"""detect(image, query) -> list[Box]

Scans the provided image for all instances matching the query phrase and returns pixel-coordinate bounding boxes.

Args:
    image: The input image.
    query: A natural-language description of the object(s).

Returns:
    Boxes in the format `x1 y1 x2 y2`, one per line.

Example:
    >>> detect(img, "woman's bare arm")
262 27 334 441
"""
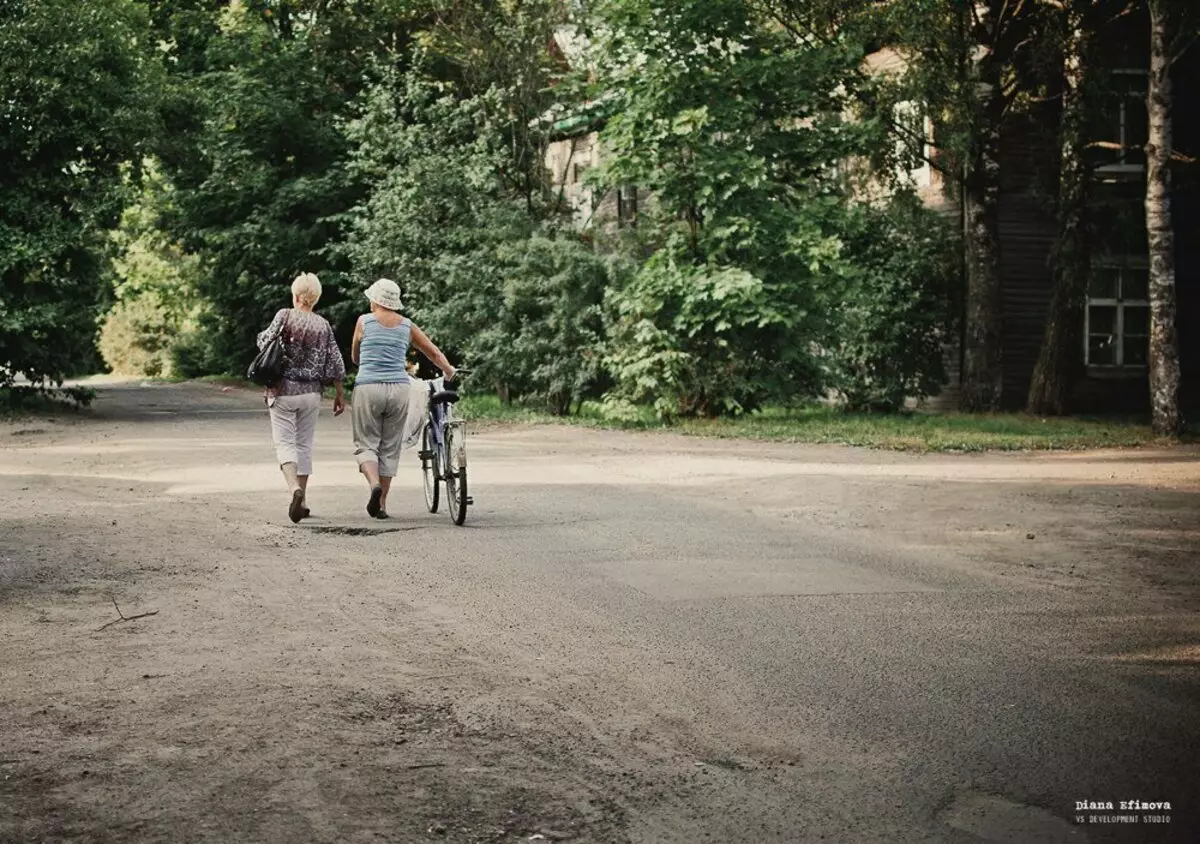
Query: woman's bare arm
409 323 456 380
351 316 364 366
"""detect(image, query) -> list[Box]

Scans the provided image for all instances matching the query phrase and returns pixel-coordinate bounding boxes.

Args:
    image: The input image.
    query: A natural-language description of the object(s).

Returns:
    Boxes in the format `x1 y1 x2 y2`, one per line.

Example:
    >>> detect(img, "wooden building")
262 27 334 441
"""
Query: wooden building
890 9 1200 414
986 14 1199 414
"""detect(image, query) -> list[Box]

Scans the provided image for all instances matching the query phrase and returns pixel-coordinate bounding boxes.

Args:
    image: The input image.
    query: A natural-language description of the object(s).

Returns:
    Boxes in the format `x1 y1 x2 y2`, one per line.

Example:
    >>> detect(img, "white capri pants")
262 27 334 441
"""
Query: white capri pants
268 393 321 475
352 382 411 478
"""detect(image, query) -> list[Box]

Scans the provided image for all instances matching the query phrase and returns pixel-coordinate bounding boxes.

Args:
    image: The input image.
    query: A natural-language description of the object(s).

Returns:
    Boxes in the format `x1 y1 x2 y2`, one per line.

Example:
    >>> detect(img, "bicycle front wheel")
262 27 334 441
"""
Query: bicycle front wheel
421 424 440 513
445 425 468 526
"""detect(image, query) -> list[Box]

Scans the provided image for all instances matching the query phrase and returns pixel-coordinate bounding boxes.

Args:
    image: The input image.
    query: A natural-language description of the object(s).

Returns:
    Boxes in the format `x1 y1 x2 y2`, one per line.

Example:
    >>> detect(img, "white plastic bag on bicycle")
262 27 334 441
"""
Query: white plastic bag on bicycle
403 378 429 452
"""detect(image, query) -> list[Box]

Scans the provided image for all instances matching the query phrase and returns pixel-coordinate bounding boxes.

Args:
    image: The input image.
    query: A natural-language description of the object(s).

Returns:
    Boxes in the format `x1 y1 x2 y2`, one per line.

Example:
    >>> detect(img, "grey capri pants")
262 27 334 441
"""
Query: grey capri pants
351 382 411 478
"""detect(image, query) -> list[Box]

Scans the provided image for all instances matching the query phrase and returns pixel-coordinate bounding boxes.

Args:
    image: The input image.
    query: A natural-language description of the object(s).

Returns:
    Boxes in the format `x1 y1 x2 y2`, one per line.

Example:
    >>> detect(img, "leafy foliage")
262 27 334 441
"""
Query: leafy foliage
491 232 625 414
99 165 203 377
0 0 162 390
3 0 967 421
590 0 951 416
604 248 815 419
99 294 177 378
342 68 615 413
340 70 515 357
150 0 422 373
807 197 956 411
585 0 866 261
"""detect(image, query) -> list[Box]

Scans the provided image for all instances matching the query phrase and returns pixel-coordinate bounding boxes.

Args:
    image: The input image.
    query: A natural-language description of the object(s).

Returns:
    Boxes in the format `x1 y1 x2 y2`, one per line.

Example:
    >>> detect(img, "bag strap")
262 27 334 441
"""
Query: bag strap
279 309 293 346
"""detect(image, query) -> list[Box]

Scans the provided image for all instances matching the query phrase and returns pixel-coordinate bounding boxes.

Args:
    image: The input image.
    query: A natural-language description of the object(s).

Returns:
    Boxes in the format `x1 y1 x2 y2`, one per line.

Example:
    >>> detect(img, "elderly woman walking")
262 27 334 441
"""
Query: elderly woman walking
257 273 347 523
351 278 456 519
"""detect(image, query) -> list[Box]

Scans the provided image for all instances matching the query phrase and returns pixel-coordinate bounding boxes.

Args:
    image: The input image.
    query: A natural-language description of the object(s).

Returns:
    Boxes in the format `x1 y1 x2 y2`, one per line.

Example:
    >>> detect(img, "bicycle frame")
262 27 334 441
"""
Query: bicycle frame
421 375 470 524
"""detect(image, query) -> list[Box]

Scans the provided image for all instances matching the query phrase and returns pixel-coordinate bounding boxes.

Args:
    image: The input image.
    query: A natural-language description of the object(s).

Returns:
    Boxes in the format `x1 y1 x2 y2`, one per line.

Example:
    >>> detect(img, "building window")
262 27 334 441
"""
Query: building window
1086 260 1149 367
893 101 932 188
617 184 638 228
1095 69 1148 172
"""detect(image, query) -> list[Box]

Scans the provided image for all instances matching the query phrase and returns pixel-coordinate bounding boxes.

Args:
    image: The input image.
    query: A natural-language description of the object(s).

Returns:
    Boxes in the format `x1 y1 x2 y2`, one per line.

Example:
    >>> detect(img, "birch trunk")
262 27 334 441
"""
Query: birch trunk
1145 0 1182 435
1028 5 1091 416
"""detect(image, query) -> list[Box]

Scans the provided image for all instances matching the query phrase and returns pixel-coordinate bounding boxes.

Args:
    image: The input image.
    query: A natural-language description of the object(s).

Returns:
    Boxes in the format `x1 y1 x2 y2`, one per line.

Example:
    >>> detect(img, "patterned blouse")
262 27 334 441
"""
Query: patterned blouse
256 308 347 397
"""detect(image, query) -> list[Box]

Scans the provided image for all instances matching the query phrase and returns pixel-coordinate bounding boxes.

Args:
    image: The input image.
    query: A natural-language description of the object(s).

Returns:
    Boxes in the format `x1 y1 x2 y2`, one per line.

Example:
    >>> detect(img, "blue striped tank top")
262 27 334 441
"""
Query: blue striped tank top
355 315 411 385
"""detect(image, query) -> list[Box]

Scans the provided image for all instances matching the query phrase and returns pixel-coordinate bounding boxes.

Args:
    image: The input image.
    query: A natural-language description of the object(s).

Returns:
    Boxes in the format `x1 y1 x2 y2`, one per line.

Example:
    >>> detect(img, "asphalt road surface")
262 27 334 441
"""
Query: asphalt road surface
1 381 1198 843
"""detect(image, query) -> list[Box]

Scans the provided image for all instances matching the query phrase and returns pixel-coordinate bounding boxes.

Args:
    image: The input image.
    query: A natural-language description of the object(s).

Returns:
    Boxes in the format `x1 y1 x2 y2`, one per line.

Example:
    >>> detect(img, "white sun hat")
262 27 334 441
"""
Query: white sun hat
364 278 403 311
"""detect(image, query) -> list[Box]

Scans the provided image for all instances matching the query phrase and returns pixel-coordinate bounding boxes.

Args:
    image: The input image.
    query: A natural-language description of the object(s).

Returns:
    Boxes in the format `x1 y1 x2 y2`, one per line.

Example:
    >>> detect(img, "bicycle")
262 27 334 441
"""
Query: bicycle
419 370 472 526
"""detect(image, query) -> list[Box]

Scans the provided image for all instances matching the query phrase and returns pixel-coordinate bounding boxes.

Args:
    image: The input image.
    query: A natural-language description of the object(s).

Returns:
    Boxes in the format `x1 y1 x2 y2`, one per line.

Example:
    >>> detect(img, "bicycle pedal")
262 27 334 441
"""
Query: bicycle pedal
418 450 433 460
465 497 474 505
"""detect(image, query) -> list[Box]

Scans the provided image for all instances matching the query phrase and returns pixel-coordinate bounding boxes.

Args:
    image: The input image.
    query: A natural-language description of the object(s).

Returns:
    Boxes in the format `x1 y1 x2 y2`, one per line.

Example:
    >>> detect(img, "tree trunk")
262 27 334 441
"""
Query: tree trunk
277 1 293 40
959 56 1005 413
1028 4 1092 416
1145 0 1182 435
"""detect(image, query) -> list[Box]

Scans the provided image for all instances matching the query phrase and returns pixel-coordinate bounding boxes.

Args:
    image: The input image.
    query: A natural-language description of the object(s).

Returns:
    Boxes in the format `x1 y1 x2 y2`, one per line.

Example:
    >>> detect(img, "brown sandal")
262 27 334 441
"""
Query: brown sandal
366 486 383 518
289 489 305 524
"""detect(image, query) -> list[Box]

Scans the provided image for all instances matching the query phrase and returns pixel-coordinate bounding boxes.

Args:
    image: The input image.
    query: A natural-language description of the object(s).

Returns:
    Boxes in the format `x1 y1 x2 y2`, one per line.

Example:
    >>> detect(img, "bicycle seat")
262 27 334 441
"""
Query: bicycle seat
430 390 460 405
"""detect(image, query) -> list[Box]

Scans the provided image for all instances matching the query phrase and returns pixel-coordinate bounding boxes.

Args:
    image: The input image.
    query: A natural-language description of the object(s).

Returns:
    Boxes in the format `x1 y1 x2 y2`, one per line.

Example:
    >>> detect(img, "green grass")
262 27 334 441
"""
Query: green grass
669 407 1164 452
459 395 1188 453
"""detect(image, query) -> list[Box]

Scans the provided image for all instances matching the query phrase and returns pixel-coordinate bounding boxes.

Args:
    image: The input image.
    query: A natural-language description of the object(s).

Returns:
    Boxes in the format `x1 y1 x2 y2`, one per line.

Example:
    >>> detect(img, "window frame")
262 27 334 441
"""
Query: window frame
616 183 638 228
893 100 933 189
1096 68 1149 175
1085 257 1150 370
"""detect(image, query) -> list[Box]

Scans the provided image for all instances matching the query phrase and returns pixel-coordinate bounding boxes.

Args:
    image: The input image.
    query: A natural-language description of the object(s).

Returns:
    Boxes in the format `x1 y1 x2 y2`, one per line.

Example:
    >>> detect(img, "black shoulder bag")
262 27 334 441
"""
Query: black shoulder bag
247 312 291 387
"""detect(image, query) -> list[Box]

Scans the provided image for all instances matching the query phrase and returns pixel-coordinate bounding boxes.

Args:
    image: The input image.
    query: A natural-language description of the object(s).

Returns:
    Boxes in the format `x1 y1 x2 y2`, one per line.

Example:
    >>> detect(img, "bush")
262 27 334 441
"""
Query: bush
0 385 95 413
807 198 956 411
603 250 815 419
602 197 953 419
408 227 619 416
488 232 619 415
98 293 180 377
169 320 220 379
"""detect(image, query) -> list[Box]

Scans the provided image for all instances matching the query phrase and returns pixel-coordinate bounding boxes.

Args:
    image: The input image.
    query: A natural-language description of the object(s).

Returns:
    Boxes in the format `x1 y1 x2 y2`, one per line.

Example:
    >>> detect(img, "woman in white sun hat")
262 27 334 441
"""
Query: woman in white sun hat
351 278 456 519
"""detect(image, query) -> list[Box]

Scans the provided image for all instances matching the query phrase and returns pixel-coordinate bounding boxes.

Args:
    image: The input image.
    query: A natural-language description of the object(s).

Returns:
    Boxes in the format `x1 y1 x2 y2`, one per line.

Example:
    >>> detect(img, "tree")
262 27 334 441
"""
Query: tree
149 0 424 373
340 70 518 357
1144 0 1186 435
881 0 1041 412
771 0 1040 411
341 62 613 412
584 0 955 416
582 0 855 415
418 0 566 213
1027 0 1097 415
586 0 864 260
0 0 162 390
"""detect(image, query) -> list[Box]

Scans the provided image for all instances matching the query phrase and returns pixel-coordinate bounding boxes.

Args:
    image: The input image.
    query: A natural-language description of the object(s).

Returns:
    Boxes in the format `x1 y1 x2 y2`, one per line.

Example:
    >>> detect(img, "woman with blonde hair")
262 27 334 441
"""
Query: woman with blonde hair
256 272 347 523
351 278 455 519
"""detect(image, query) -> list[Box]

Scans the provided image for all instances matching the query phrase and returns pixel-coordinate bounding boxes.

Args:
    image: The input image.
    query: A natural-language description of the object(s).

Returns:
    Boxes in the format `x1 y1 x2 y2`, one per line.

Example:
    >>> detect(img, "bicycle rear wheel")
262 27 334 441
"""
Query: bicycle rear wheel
445 425 468 526
421 424 440 513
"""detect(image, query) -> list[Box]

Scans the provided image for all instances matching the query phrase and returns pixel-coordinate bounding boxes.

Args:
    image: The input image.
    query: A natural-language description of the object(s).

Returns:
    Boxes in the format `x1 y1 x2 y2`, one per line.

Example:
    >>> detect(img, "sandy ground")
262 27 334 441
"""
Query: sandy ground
1 380 1198 843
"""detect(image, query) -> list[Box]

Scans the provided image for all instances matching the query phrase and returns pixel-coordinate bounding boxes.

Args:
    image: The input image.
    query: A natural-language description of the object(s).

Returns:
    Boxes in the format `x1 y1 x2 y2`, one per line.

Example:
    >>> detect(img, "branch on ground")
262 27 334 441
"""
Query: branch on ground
96 596 159 632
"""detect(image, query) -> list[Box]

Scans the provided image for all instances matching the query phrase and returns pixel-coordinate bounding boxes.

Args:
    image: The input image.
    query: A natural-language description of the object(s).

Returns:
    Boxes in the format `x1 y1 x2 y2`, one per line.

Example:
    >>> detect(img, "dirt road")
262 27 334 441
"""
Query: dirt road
2 381 1198 843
